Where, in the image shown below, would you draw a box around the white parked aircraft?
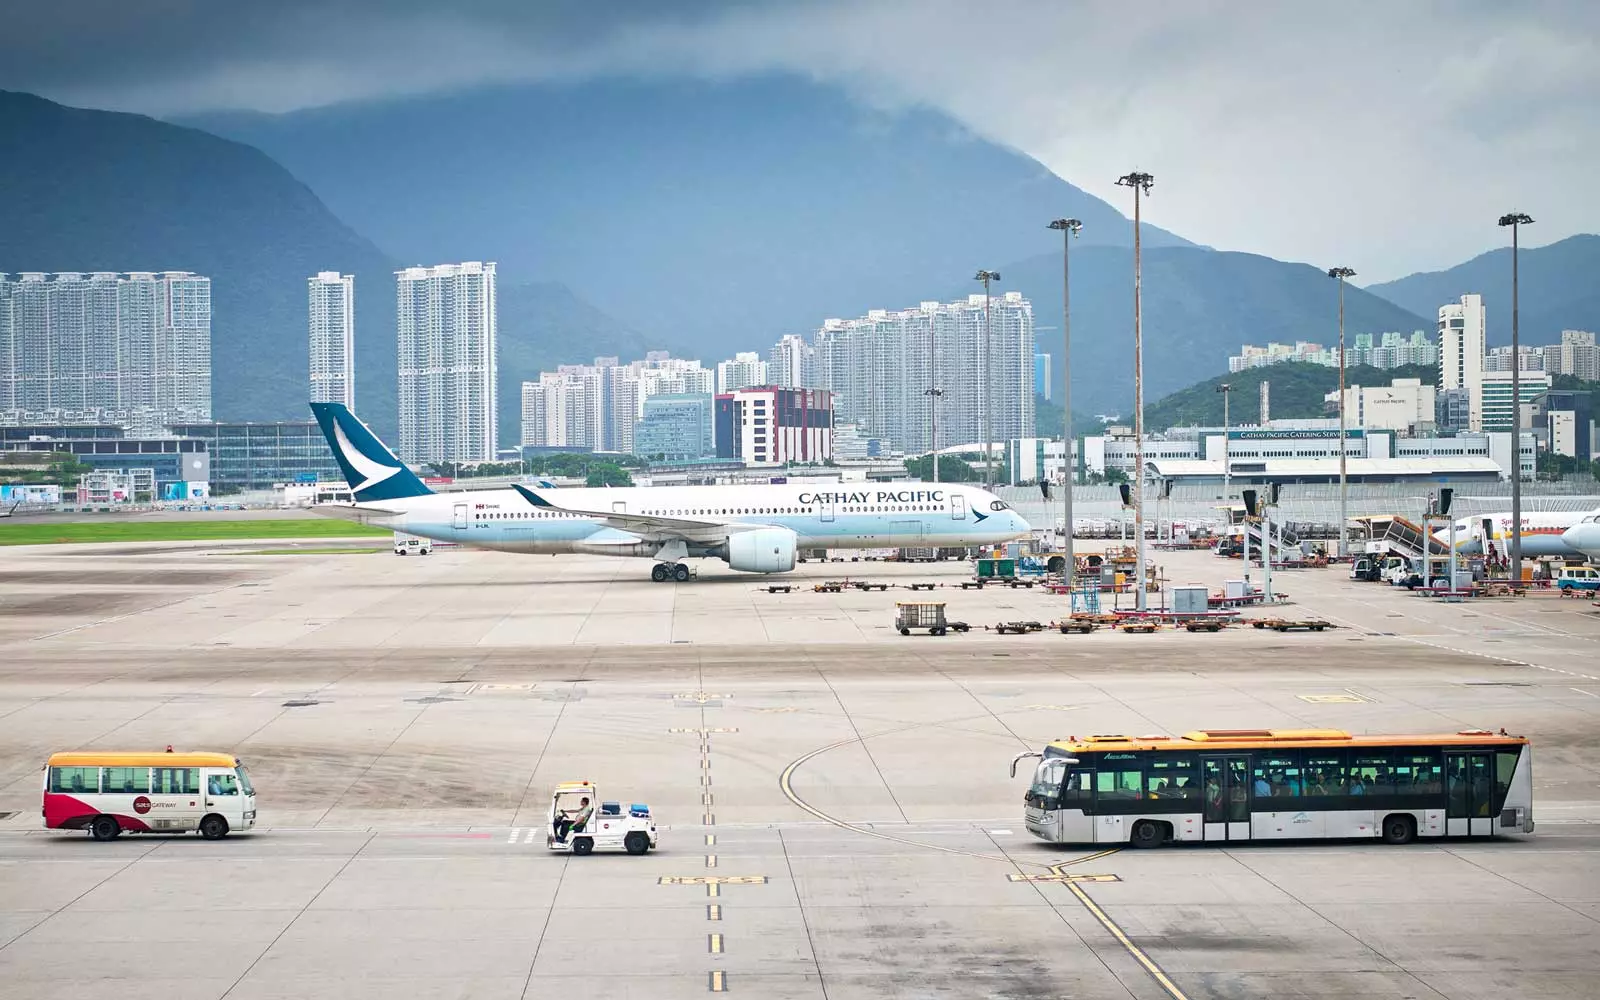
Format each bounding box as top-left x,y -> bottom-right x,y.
308,403 -> 1030,580
1436,509 -> 1599,561
1562,511 -> 1600,562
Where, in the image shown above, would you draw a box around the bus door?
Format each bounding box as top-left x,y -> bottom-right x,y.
1202,755 -> 1251,841
453,503 -> 468,530
1445,751 -> 1494,837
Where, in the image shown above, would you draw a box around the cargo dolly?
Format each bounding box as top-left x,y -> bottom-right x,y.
895,602 -> 968,636
1249,618 -> 1333,632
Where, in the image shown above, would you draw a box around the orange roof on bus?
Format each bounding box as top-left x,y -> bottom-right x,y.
1046,728 -> 1528,755
46,751 -> 241,769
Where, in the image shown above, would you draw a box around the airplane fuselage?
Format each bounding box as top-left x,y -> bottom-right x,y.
1438,510 -> 1597,560
317,482 -> 1029,560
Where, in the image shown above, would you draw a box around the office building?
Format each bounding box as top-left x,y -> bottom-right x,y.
520,354 -> 717,453
396,262 -> 497,465
308,272 -> 355,408
1533,390 -> 1594,464
715,387 -> 832,467
1323,378 -> 1436,435
2,422 -> 208,496
1082,423 -> 1534,483
169,420 -> 341,492
812,292 -> 1035,454
716,352 -> 769,394
0,271 -> 211,435
1438,293 -> 1486,430
633,393 -> 715,460
1034,353 -> 1052,402
1436,388 -> 1472,434
1480,369 -> 1551,433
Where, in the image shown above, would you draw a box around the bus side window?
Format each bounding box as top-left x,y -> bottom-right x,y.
1147,752 -> 1199,802
1095,755 -> 1144,801
1062,770 -> 1092,806
101,767 -> 150,794
153,767 -> 200,795
1347,754 -> 1395,797
50,766 -> 99,794
1398,754 -> 1441,795
1253,753 -> 1303,797
208,773 -> 238,796
1494,750 -> 1520,811
1302,753 -> 1346,798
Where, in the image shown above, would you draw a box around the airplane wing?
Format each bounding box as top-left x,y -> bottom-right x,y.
512,484 -> 757,544
307,502 -> 405,525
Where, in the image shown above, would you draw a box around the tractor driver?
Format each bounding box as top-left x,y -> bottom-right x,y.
554,796 -> 593,843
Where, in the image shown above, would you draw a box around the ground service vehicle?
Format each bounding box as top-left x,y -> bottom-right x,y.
1555,565 -> 1600,592
546,780 -> 657,855
1013,728 -> 1532,848
43,751 -> 257,841
393,532 -> 433,555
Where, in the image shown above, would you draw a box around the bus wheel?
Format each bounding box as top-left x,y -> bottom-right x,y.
1381,814 -> 1416,845
90,815 -> 121,841
624,832 -> 651,855
1130,820 -> 1167,849
572,837 -> 594,856
199,815 -> 230,840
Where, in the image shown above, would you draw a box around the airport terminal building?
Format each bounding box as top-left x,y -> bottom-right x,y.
1081,423 -> 1535,486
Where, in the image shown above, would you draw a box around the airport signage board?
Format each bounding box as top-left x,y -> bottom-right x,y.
1228,429 -> 1365,440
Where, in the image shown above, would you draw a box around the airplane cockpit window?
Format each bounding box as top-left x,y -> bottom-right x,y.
990,501 -> 1009,511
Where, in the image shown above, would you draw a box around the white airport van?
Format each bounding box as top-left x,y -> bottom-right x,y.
393,532 -> 433,555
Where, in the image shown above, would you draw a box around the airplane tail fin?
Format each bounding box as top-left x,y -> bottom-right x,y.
309,402 -> 433,502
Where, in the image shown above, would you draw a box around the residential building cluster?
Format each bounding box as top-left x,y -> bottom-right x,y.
396,262 -> 498,465
1229,330 -> 1437,373
808,291 -> 1036,453
0,271 -> 213,435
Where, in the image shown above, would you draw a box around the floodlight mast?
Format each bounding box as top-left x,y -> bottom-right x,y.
1327,266 -> 1357,558
974,269 -> 1002,486
1047,218 -> 1083,584
1115,171 -> 1154,611
1497,212 -> 1533,584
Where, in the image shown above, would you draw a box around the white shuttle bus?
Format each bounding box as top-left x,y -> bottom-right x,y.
1012,728 -> 1533,848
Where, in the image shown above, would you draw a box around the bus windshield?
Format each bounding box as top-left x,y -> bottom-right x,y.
236,765 -> 254,796
1027,758 -> 1069,810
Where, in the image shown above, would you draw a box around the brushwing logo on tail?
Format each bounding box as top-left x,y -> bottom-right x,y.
331,419 -> 401,495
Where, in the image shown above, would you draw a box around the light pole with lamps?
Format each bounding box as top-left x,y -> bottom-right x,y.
1215,382 -> 1231,501
1497,212 -> 1533,584
1327,266 -> 1356,558
974,269 -> 1001,486
1115,171 -> 1154,611
1047,217 -> 1082,580
925,315 -> 942,483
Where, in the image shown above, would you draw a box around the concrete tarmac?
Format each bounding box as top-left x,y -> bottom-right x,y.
2,541 -> 1599,999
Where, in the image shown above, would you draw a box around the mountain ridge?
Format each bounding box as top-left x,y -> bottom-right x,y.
1366,234 -> 1600,345
0,90 -> 651,445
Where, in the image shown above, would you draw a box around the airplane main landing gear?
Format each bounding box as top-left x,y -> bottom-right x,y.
651,563 -> 691,583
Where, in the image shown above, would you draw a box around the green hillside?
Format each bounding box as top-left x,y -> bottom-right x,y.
1142,363 -> 1437,431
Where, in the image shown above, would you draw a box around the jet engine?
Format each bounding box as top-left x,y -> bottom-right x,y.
724,527 -> 798,573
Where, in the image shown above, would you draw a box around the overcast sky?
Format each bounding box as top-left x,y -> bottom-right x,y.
6,0 -> 1595,282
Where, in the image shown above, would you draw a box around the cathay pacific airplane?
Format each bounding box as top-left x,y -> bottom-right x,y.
308,403 -> 1031,580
